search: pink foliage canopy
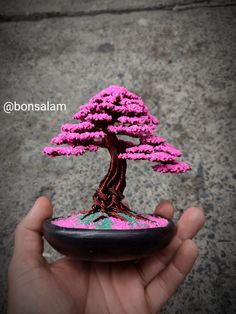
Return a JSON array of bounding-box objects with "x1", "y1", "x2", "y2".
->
[{"x1": 43, "y1": 85, "x2": 191, "y2": 174}]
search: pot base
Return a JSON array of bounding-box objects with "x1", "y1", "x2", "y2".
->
[{"x1": 43, "y1": 215, "x2": 175, "y2": 262}]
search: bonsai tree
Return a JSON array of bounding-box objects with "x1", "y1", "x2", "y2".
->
[{"x1": 43, "y1": 85, "x2": 190, "y2": 223}]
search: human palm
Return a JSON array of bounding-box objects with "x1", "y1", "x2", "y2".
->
[{"x1": 8, "y1": 197, "x2": 204, "y2": 314}]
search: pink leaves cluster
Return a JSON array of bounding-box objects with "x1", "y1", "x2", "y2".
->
[
  {"x1": 117, "y1": 115, "x2": 158, "y2": 125},
  {"x1": 73, "y1": 85, "x2": 157, "y2": 133},
  {"x1": 61, "y1": 121, "x2": 94, "y2": 132},
  {"x1": 119, "y1": 152, "x2": 176, "y2": 162},
  {"x1": 107, "y1": 124, "x2": 156, "y2": 136},
  {"x1": 44, "y1": 145, "x2": 98, "y2": 157},
  {"x1": 51, "y1": 131, "x2": 105, "y2": 145},
  {"x1": 141, "y1": 135, "x2": 165, "y2": 144},
  {"x1": 152, "y1": 162, "x2": 191, "y2": 173},
  {"x1": 125, "y1": 143, "x2": 182, "y2": 157},
  {"x1": 119, "y1": 133, "x2": 190, "y2": 173},
  {"x1": 43, "y1": 85, "x2": 191, "y2": 173},
  {"x1": 85, "y1": 113, "x2": 112, "y2": 122}
]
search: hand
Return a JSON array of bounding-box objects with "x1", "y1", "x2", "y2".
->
[{"x1": 8, "y1": 197, "x2": 204, "y2": 314}]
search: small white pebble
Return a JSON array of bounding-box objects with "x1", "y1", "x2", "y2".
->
[{"x1": 137, "y1": 18, "x2": 148, "y2": 27}]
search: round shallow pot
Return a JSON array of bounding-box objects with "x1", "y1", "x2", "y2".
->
[{"x1": 43, "y1": 216, "x2": 175, "y2": 262}]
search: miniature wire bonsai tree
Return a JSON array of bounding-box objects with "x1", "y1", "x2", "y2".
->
[{"x1": 43, "y1": 85, "x2": 190, "y2": 224}]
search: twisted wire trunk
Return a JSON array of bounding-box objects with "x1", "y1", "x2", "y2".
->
[{"x1": 82, "y1": 134, "x2": 146, "y2": 222}]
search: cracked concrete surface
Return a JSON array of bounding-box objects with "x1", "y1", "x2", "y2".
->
[
  {"x1": 0, "y1": 0, "x2": 235, "y2": 21},
  {"x1": 0, "y1": 1, "x2": 236, "y2": 313}
]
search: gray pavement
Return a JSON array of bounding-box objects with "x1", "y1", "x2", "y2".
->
[
  {"x1": 0, "y1": 1, "x2": 236, "y2": 313},
  {"x1": 0, "y1": 0, "x2": 232, "y2": 16}
]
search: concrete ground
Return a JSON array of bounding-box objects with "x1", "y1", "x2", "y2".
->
[{"x1": 0, "y1": 0, "x2": 235, "y2": 313}]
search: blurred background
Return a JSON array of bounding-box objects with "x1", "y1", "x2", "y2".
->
[{"x1": 0, "y1": 0, "x2": 235, "y2": 313}]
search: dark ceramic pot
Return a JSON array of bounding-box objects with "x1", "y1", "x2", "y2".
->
[{"x1": 43, "y1": 216, "x2": 175, "y2": 262}]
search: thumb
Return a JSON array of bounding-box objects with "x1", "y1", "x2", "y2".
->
[{"x1": 13, "y1": 197, "x2": 53, "y2": 261}]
